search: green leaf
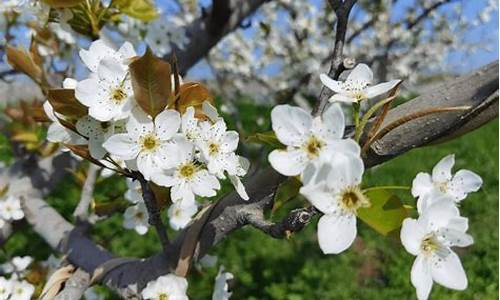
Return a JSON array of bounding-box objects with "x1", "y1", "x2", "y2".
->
[
  {"x1": 129, "y1": 48, "x2": 172, "y2": 118},
  {"x1": 42, "y1": 0, "x2": 85, "y2": 8},
  {"x1": 246, "y1": 131, "x2": 284, "y2": 148},
  {"x1": 357, "y1": 189, "x2": 408, "y2": 236},
  {"x1": 0, "y1": 134, "x2": 13, "y2": 164},
  {"x1": 273, "y1": 176, "x2": 302, "y2": 212},
  {"x1": 114, "y1": 0, "x2": 159, "y2": 21}
]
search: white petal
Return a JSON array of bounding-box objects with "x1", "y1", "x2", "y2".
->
[
  {"x1": 364, "y1": 80, "x2": 401, "y2": 98},
  {"x1": 43, "y1": 101, "x2": 57, "y2": 122},
  {"x1": 79, "y1": 39, "x2": 115, "y2": 73},
  {"x1": 137, "y1": 153, "x2": 164, "y2": 180},
  {"x1": 320, "y1": 73, "x2": 343, "y2": 93},
  {"x1": 118, "y1": 41, "x2": 136, "y2": 60},
  {"x1": 317, "y1": 213, "x2": 357, "y2": 254},
  {"x1": 411, "y1": 255, "x2": 433, "y2": 300},
  {"x1": 448, "y1": 170, "x2": 482, "y2": 201},
  {"x1": 437, "y1": 227, "x2": 474, "y2": 247},
  {"x1": 324, "y1": 139, "x2": 360, "y2": 156},
  {"x1": 103, "y1": 134, "x2": 139, "y2": 160},
  {"x1": 221, "y1": 131, "x2": 239, "y2": 152},
  {"x1": 420, "y1": 199, "x2": 460, "y2": 231},
  {"x1": 328, "y1": 93, "x2": 356, "y2": 103},
  {"x1": 229, "y1": 174, "x2": 249, "y2": 200},
  {"x1": 62, "y1": 78, "x2": 77, "y2": 89},
  {"x1": 299, "y1": 181, "x2": 337, "y2": 214},
  {"x1": 412, "y1": 172, "x2": 433, "y2": 198},
  {"x1": 98, "y1": 58, "x2": 127, "y2": 84},
  {"x1": 190, "y1": 170, "x2": 220, "y2": 197},
  {"x1": 346, "y1": 63, "x2": 373, "y2": 84},
  {"x1": 271, "y1": 105, "x2": 311, "y2": 146},
  {"x1": 320, "y1": 103, "x2": 345, "y2": 139},
  {"x1": 47, "y1": 123, "x2": 72, "y2": 143},
  {"x1": 325, "y1": 153, "x2": 364, "y2": 190},
  {"x1": 155, "y1": 109, "x2": 181, "y2": 140},
  {"x1": 432, "y1": 154, "x2": 455, "y2": 183},
  {"x1": 151, "y1": 172, "x2": 177, "y2": 187},
  {"x1": 400, "y1": 218, "x2": 426, "y2": 256},
  {"x1": 75, "y1": 78, "x2": 100, "y2": 107},
  {"x1": 202, "y1": 101, "x2": 219, "y2": 123},
  {"x1": 171, "y1": 183, "x2": 195, "y2": 204},
  {"x1": 431, "y1": 251, "x2": 467, "y2": 290},
  {"x1": 268, "y1": 149, "x2": 308, "y2": 176},
  {"x1": 127, "y1": 107, "x2": 154, "y2": 139}
]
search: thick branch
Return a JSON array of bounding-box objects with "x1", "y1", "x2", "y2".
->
[
  {"x1": 73, "y1": 164, "x2": 99, "y2": 221},
  {"x1": 169, "y1": 0, "x2": 268, "y2": 75}
]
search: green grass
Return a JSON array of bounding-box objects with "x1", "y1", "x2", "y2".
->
[{"x1": 2, "y1": 115, "x2": 497, "y2": 299}]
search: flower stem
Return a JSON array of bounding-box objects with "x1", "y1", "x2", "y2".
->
[{"x1": 353, "y1": 102, "x2": 361, "y2": 142}]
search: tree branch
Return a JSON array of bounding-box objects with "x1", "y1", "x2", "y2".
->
[{"x1": 73, "y1": 163, "x2": 99, "y2": 221}]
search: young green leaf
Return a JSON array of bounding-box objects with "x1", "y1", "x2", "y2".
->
[
  {"x1": 357, "y1": 189, "x2": 408, "y2": 236},
  {"x1": 129, "y1": 48, "x2": 172, "y2": 118},
  {"x1": 246, "y1": 131, "x2": 284, "y2": 148},
  {"x1": 114, "y1": 0, "x2": 159, "y2": 21},
  {"x1": 47, "y1": 89, "x2": 88, "y2": 118}
]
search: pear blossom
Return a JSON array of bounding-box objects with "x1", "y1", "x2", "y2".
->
[
  {"x1": 0, "y1": 277, "x2": 11, "y2": 300},
  {"x1": 125, "y1": 178, "x2": 143, "y2": 203},
  {"x1": 79, "y1": 39, "x2": 136, "y2": 73},
  {"x1": 0, "y1": 196, "x2": 24, "y2": 223},
  {"x1": 123, "y1": 202, "x2": 149, "y2": 235},
  {"x1": 299, "y1": 153, "x2": 367, "y2": 254},
  {"x1": 168, "y1": 201, "x2": 198, "y2": 230},
  {"x1": 181, "y1": 107, "x2": 201, "y2": 142},
  {"x1": 103, "y1": 108, "x2": 181, "y2": 180},
  {"x1": 76, "y1": 116, "x2": 126, "y2": 159},
  {"x1": 9, "y1": 280, "x2": 34, "y2": 300},
  {"x1": 151, "y1": 137, "x2": 220, "y2": 205},
  {"x1": 75, "y1": 58, "x2": 134, "y2": 122},
  {"x1": 268, "y1": 103, "x2": 359, "y2": 176},
  {"x1": 212, "y1": 266, "x2": 234, "y2": 300},
  {"x1": 401, "y1": 200, "x2": 473, "y2": 300},
  {"x1": 1, "y1": 256, "x2": 32, "y2": 275},
  {"x1": 141, "y1": 274, "x2": 188, "y2": 300},
  {"x1": 320, "y1": 64, "x2": 401, "y2": 103},
  {"x1": 412, "y1": 154, "x2": 482, "y2": 213},
  {"x1": 145, "y1": 17, "x2": 190, "y2": 56}
]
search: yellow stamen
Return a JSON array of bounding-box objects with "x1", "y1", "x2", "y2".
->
[
  {"x1": 111, "y1": 87, "x2": 127, "y2": 103},
  {"x1": 140, "y1": 134, "x2": 159, "y2": 152},
  {"x1": 339, "y1": 186, "x2": 370, "y2": 214},
  {"x1": 303, "y1": 136, "x2": 324, "y2": 159}
]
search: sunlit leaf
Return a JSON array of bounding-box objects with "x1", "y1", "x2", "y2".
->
[
  {"x1": 246, "y1": 131, "x2": 284, "y2": 148},
  {"x1": 114, "y1": 0, "x2": 159, "y2": 21},
  {"x1": 357, "y1": 189, "x2": 408, "y2": 236},
  {"x1": 47, "y1": 89, "x2": 88, "y2": 118},
  {"x1": 6, "y1": 45, "x2": 43, "y2": 84},
  {"x1": 11, "y1": 131, "x2": 39, "y2": 143},
  {"x1": 129, "y1": 48, "x2": 172, "y2": 118},
  {"x1": 42, "y1": 0, "x2": 84, "y2": 8},
  {"x1": 174, "y1": 82, "x2": 215, "y2": 119}
]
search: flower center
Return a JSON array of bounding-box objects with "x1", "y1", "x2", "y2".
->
[
  {"x1": 420, "y1": 234, "x2": 440, "y2": 254},
  {"x1": 135, "y1": 211, "x2": 144, "y2": 220},
  {"x1": 343, "y1": 80, "x2": 368, "y2": 102},
  {"x1": 179, "y1": 162, "x2": 197, "y2": 179},
  {"x1": 140, "y1": 134, "x2": 160, "y2": 152},
  {"x1": 339, "y1": 186, "x2": 370, "y2": 213},
  {"x1": 159, "y1": 294, "x2": 169, "y2": 300},
  {"x1": 434, "y1": 181, "x2": 448, "y2": 193},
  {"x1": 303, "y1": 136, "x2": 324, "y2": 158},
  {"x1": 110, "y1": 87, "x2": 127, "y2": 103},
  {"x1": 208, "y1": 142, "x2": 220, "y2": 156},
  {"x1": 100, "y1": 121, "x2": 111, "y2": 130}
]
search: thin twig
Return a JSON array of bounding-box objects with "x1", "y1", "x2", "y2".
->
[
  {"x1": 73, "y1": 164, "x2": 100, "y2": 221},
  {"x1": 133, "y1": 172, "x2": 170, "y2": 250}
]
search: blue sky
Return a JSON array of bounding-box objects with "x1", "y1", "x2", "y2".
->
[{"x1": 186, "y1": 0, "x2": 498, "y2": 78}]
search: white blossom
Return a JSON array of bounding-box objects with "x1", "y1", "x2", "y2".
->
[
  {"x1": 0, "y1": 196, "x2": 24, "y2": 223},
  {"x1": 103, "y1": 108, "x2": 181, "y2": 180},
  {"x1": 145, "y1": 17, "x2": 190, "y2": 56},
  {"x1": 141, "y1": 274, "x2": 188, "y2": 300},
  {"x1": 168, "y1": 201, "x2": 198, "y2": 231},
  {"x1": 76, "y1": 116, "x2": 126, "y2": 159},
  {"x1": 299, "y1": 153, "x2": 367, "y2": 254},
  {"x1": 0, "y1": 277, "x2": 12, "y2": 300},
  {"x1": 151, "y1": 137, "x2": 220, "y2": 205},
  {"x1": 123, "y1": 202, "x2": 149, "y2": 235},
  {"x1": 401, "y1": 200, "x2": 473, "y2": 300},
  {"x1": 79, "y1": 39, "x2": 136, "y2": 74},
  {"x1": 268, "y1": 103, "x2": 359, "y2": 176},
  {"x1": 320, "y1": 64, "x2": 401, "y2": 103},
  {"x1": 412, "y1": 154, "x2": 482, "y2": 213},
  {"x1": 9, "y1": 280, "x2": 34, "y2": 300},
  {"x1": 125, "y1": 178, "x2": 143, "y2": 204},
  {"x1": 212, "y1": 266, "x2": 233, "y2": 300}
]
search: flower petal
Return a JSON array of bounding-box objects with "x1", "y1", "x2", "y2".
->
[
  {"x1": 400, "y1": 218, "x2": 426, "y2": 256},
  {"x1": 300, "y1": 181, "x2": 337, "y2": 214},
  {"x1": 325, "y1": 153, "x2": 364, "y2": 190},
  {"x1": 431, "y1": 251, "x2": 467, "y2": 290},
  {"x1": 448, "y1": 169, "x2": 482, "y2": 201},
  {"x1": 103, "y1": 134, "x2": 139, "y2": 160},
  {"x1": 320, "y1": 73, "x2": 343, "y2": 93},
  {"x1": 190, "y1": 170, "x2": 220, "y2": 197},
  {"x1": 317, "y1": 213, "x2": 357, "y2": 254},
  {"x1": 365, "y1": 80, "x2": 401, "y2": 99},
  {"x1": 268, "y1": 149, "x2": 308, "y2": 176},
  {"x1": 432, "y1": 154, "x2": 455, "y2": 183},
  {"x1": 221, "y1": 131, "x2": 239, "y2": 153},
  {"x1": 412, "y1": 172, "x2": 433, "y2": 198},
  {"x1": 155, "y1": 109, "x2": 181, "y2": 140},
  {"x1": 75, "y1": 78, "x2": 100, "y2": 107},
  {"x1": 346, "y1": 63, "x2": 373, "y2": 84},
  {"x1": 127, "y1": 107, "x2": 154, "y2": 139},
  {"x1": 411, "y1": 255, "x2": 433, "y2": 300},
  {"x1": 271, "y1": 105, "x2": 312, "y2": 146},
  {"x1": 229, "y1": 174, "x2": 249, "y2": 200},
  {"x1": 320, "y1": 103, "x2": 345, "y2": 139},
  {"x1": 328, "y1": 93, "x2": 355, "y2": 103},
  {"x1": 79, "y1": 39, "x2": 115, "y2": 73}
]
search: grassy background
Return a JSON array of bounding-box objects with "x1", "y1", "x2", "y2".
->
[{"x1": 1, "y1": 106, "x2": 498, "y2": 299}]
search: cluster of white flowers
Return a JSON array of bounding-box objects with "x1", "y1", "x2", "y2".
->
[
  {"x1": 46, "y1": 40, "x2": 248, "y2": 232},
  {"x1": 0, "y1": 256, "x2": 35, "y2": 300},
  {"x1": 400, "y1": 154, "x2": 482, "y2": 300},
  {"x1": 269, "y1": 64, "x2": 399, "y2": 254},
  {"x1": 0, "y1": 193, "x2": 24, "y2": 229}
]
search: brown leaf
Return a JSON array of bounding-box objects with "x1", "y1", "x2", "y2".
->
[
  {"x1": 129, "y1": 48, "x2": 171, "y2": 118},
  {"x1": 148, "y1": 181, "x2": 171, "y2": 210},
  {"x1": 41, "y1": 0, "x2": 85, "y2": 8},
  {"x1": 47, "y1": 89, "x2": 88, "y2": 118},
  {"x1": 175, "y1": 82, "x2": 215, "y2": 119},
  {"x1": 6, "y1": 45, "x2": 43, "y2": 84},
  {"x1": 38, "y1": 265, "x2": 75, "y2": 300}
]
